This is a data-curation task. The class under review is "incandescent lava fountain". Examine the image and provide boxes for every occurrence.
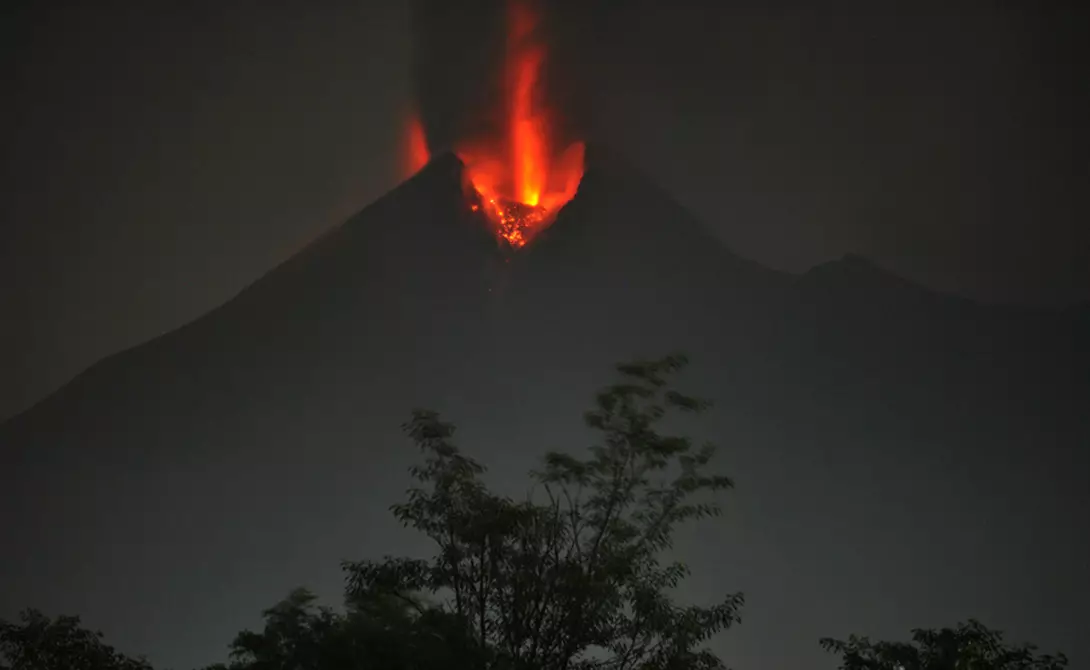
[405,0,585,249]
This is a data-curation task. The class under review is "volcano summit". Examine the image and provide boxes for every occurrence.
[1,147,1087,670]
[409,0,586,249]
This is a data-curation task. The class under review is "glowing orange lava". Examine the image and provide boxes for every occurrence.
[398,2,583,249]
[458,1,585,249]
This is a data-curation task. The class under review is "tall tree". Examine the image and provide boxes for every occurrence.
[820,620,1069,670]
[344,354,743,670]
[0,609,153,670]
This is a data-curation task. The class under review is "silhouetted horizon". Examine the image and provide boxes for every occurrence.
[2,142,1085,670]
[4,1,1086,423]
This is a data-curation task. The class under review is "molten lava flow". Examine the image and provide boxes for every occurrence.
[403,109,431,177]
[457,1,585,249]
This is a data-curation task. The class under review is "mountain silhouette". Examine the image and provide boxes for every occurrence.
[1,146,1086,670]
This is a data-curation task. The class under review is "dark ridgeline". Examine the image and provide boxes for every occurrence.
[1,146,1086,670]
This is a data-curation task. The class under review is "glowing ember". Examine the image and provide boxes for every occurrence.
[477,197,547,249]
[459,1,584,248]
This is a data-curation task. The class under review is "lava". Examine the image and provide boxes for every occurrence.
[462,1,584,248]
[402,0,584,249]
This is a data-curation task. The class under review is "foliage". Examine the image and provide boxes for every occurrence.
[200,586,473,670]
[5,355,1077,670]
[343,353,743,670]
[0,609,153,670]
[820,620,1069,670]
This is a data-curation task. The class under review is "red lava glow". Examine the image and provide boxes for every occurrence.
[403,110,431,178]
[461,1,585,249]
[402,0,584,249]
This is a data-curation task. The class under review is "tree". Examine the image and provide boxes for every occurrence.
[820,620,1069,670]
[203,586,468,670]
[0,609,153,670]
[201,588,341,670]
[343,353,743,670]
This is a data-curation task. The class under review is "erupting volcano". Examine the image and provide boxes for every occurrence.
[5,44,1090,670]
[407,1,585,249]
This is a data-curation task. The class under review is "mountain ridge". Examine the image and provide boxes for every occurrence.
[4,147,1079,431]
[1,144,1086,670]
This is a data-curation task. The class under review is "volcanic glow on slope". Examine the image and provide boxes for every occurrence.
[403,111,430,178]
[402,0,584,249]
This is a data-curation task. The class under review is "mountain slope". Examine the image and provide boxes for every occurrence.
[1,148,1086,670]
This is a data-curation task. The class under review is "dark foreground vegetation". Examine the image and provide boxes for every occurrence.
[0,356,1069,670]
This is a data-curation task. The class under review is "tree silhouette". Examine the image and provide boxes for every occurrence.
[0,609,152,670]
[820,620,1069,670]
[200,586,473,670]
[343,353,744,670]
[4,356,1077,670]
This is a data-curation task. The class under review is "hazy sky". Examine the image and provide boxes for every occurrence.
[1,0,1085,420]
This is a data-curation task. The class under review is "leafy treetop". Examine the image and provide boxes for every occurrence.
[0,609,153,670]
[821,620,1069,670]
[343,353,744,670]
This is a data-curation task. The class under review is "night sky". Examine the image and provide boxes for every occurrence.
[1,2,1088,668]
[3,1,1087,422]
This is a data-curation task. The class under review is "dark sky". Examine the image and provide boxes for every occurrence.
[1,1,1086,422]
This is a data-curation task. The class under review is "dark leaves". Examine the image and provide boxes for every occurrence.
[0,609,154,670]
[820,620,1069,670]
[346,354,741,670]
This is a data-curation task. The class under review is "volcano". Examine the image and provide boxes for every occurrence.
[1,148,1087,670]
